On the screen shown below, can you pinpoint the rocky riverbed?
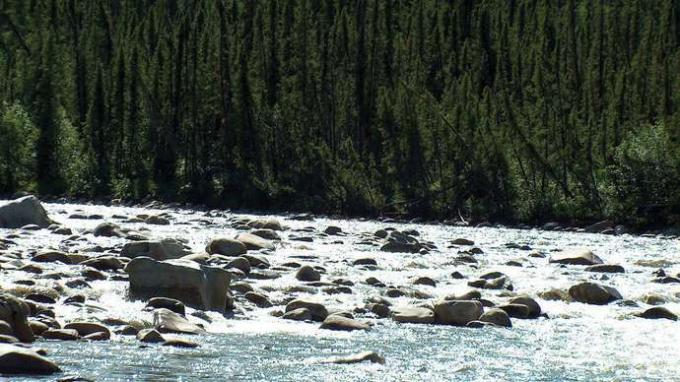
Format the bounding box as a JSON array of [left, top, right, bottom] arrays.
[[1, 196, 680, 381]]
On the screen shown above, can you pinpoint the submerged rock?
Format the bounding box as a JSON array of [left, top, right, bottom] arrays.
[[321, 351, 385, 365], [0, 196, 52, 229], [125, 257, 231, 312]]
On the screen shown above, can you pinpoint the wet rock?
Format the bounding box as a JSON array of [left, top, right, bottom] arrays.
[[63, 322, 111, 340], [478, 308, 512, 327], [146, 297, 186, 316], [247, 218, 283, 231], [353, 258, 377, 266], [163, 338, 199, 348], [391, 307, 435, 324], [153, 308, 205, 334], [635, 306, 677, 321], [137, 329, 165, 343], [368, 303, 391, 318], [250, 229, 281, 240], [467, 275, 513, 290], [374, 229, 388, 238], [25, 293, 56, 305], [585, 220, 614, 233], [41, 329, 80, 341], [226, 257, 251, 274], [145, 215, 170, 225], [285, 300, 328, 322], [0, 196, 52, 229], [385, 288, 407, 298], [0, 344, 60, 374], [235, 233, 275, 251], [244, 292, 273, 308], [433, 300, 484, 326], [206, 238, 247, 257], [585, 264, 625, 273], [81, 256, 123, 271], [122, 239, 190, 261], [568, 282, 622, 305], [93, 222, 125, 237], [324, 226, 343, 235], [508, 296, 542, 318], [320, 315, 370, 331], [248, 269, 280, 280], [296, 265, 321, 282], [322, 351, 385, 365], [323, 286, 352, 295], [32, 251, 72, 264], [282, 308, 312, 321], [82, 268, 106, 281], [19, 264, 44, 274], [0, 334, 18, 343], [28, 321, 49, 336], [445, 290, 482, 301], [63, 295, 86, 305], [497, 304, 530, 319], [539, 288, 571, 302], [549, 249, 603, 266], [641, 294, 666, 305], [451, 238, 474, 246], [126, 257, 231, 312], [450, 271, 465, 279], [231, 282, 254, 294], [412, 276, 437, 287], [365, 277, 385, 287]]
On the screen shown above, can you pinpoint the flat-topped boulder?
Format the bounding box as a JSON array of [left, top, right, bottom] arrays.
[[392, 306, 435, 324], [549, 249, 603, 266], [0, 196, 52, 228], [121, 238, 190, 261], [125, 257, 231, 312]]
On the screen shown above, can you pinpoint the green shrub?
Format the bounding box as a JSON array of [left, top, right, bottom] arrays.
[[0, 102, 38, 193]]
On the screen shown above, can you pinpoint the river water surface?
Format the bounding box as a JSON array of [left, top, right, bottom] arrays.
[[3, 201, 680, 381]]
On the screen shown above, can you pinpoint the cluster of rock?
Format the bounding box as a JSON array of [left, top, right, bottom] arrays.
[[0, 195, 679, 375]]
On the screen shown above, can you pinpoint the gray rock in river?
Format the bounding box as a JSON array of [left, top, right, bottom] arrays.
[[568, 282, 622, 305], [635, 306, 677, 321], [125, 257, 231, 312], [0, 196, 52, 229], [549, 249, 603, 266], [285, 299, 328, 322], [478, 308, 512, 327], [433, 300, 484, 326], [153, 308, 205, 334], [320, 315, 370, 331], [235, 233, 275, 251], [0, 344, 60, 374], [391, 306, 435, 324], [206, 238, 247, 257], [296, 265, 321, 281], [321, 351, 385, 365]]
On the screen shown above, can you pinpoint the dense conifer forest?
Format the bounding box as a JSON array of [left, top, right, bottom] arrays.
[[0, 0, 679, 226]]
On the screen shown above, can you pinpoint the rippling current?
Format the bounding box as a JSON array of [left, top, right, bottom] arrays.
[[3, 201, 680, 381]]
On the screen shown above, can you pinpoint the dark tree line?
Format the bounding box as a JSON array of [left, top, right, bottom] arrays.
[[0, 0, 679, 226]]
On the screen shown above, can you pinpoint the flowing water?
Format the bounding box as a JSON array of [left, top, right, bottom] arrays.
[[2, 201, 680, 381]]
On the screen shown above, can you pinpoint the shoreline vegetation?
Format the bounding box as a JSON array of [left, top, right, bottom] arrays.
[[1, 1, 680, 230]]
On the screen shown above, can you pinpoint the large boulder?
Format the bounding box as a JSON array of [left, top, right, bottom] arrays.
[[549, 249, 603, 266], [235, 233, 275, 251], [153, 308, 205, 334], [206, 238, 247, 257], [0, 344, 60, 374], [121, 238, 190, 261], [433, 300, 483, 326], [125, 257, 231, 312], [392, 307, 435, 324], [0, 196, 52, 228], [568, 282, 622, 305], [0, 294, 34, 342], [508, 296, 542, 318]]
